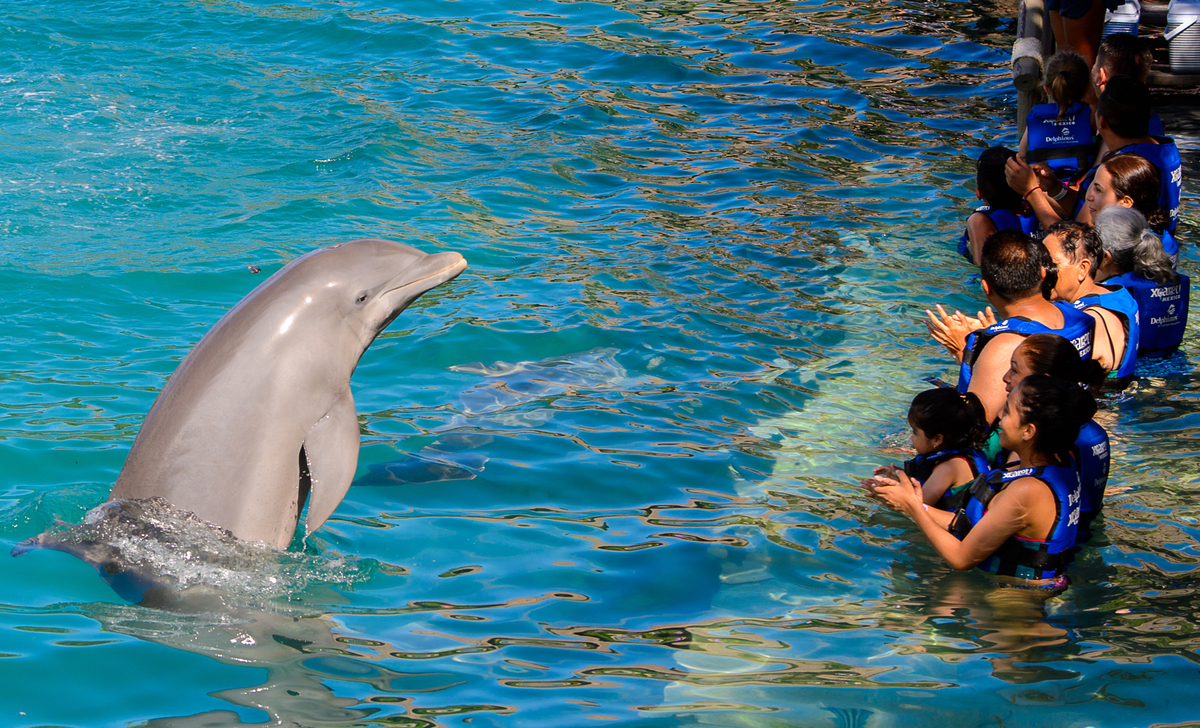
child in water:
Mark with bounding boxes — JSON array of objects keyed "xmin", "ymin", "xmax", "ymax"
[
  {"xmin": 1019, "ymin": 50, "xmax": 1096, "ymax": 183},
  {"xmin": 865, "ymin": 388, "xmax": 989, "ymax": 510},
  {"xmin": 960, "ymin": 146, "xmax": 1036, "ymax": 265}
]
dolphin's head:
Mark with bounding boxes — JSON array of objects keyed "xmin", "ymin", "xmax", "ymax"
[{"xmin": 282, "ymin": 238, "xmax": 467, "ymax": 346}]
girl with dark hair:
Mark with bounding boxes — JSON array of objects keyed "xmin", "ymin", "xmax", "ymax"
[
  {"xmin": 1020, "ymin": 51, "xmax": 1096, "ymax": 183},
  {"xmin": 1094, "ymin": 205, "xmax": 1190, "ymax": 357},
  {"xmin": 1002, "ymin": 334, "xmax": 1110, "ymax": 525},
  {"xmin": 864, "ymin": 389, "xmax": 989, "ymax": 509},
  {"xmin": 1004, "ymin": 333, "xmax": 1106, "ymax": 391},
  {"xmin": 872, "ymin": 375, "xmax": 1096, "ymax": 589}
]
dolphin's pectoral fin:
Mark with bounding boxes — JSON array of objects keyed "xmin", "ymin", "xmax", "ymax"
[{"xmin": 301, "ymin": 393, "xmax": 360, "ymax": 537}]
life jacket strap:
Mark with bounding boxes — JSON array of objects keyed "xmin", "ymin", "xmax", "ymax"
[
  {"xmin": 949, "ymin": 471, "xmax": 999, "ymax": 538},
  {"xmin": 987, "ymin": 538, "xmax": 1073, "ymax": 578}
]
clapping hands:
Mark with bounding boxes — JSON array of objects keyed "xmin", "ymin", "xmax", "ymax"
[{"xmin": 925, "ymin": 304, "xmax": 995, "ymax": 363}]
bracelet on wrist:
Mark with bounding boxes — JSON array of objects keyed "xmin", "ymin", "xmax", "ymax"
[
  {"xmin": 1023, "ymin": 186, "xmax": 1042, "ymax": 201},
  {"xmin": 1050, "ymin": 185, "xmax": 1068, "ymax": 201}
]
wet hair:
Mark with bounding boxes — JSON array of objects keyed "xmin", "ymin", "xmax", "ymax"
[
  {"xmin": 1044, "ymin": 51, "xmax": 1091, "ymax": 117},
  {"xmin": 1096, "ymin": 33, "xmax": 1152, "ymax": 83},
  {"xmin": 976, "ymin": 146, "xmax": 1024, "ymax": 211},
  {"xmin": 1100, "ymin": 154, "xmax": 1169, "ymax": 231},
  {"xmin": 980, "ymin": 229, "xmax": 1049, "ymax": 302},
  {"xmin": 908, "ymin": 388, "xmax": 987, "ymax": 451},
  {"xmin": 1012, "ymin": 374, "xmax": 1097, "ymax": 467},
  {"xmin": 1017, "ymin": 333, "xmax": 1108, "ymax": 388},
  {"xmin": 1093, "ymin": 205, "xmax": 1178, "ymax": 285},
  {"xmin": 1045, "ymin": 219, "xmax": 1103, "ymax": 278},
  {"xmin": 1097, "ymin": 75, "xmax": 1152, "ymax": 138}
]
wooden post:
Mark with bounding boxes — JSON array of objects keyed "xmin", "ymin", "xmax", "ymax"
[{"xmin": 1014, "ymin": 0, "xmax": 1049, "ymax": 140}]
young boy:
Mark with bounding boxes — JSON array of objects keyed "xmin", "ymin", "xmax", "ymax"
[{"xmin": 960, "ymin": 146, "xmax": 1037, "ymax": 265}]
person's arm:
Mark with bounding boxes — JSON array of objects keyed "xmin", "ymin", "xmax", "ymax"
[
  {"xmin": 967, "ymin": 332, "xmax": 1022, "ymax": 423},
  {"xmin": 1005, "ymin": 157, "xmax": 1076, "ymax": 228},
  {"xmin": 1018, "ymin": 127, "xmax": 1030, "ymax": 160},
  {"xmin": 920, "ymin": 457, "xmax": 974, "ymax": 505},
  {"xmin": 874, "ymin": 471, "xmax": 1044, "ymax": 571},
  {"xmin": 965, "ymin": 212, "xmax": 997, "ymax": 266},
  {"xmin": 871, "ymin": 470, "xmax": 956, "ymax": 531}
]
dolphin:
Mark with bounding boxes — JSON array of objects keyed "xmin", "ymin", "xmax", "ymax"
[{"xmin": 107, "ymin": 238, "xmax": 467, "ymax": 549}]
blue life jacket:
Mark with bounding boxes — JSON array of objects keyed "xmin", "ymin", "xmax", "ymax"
[
  {"xmin": 1025, "ymin": 101, "xmax": 1097, "ymax": 181},
  {"xmin": 958, "ymin": 206, "xmax": 1039, "ymax": 261},
  {"xmin": 1150, "ymin": 110, "xmax": 1165, "ymax": 139},
  {"xmin": 951, "ymin": 461, "xmax": 1082, "ymax": 580},
  {"xmin": 1161, "ymin": 228, "xmax": 1179, "ymax": 260},
  {"xmin": 904, "ymin": 447, "xmax": 992, "ymax": 511},
  {"xmin": 1074, "ymin": 285, "xmax": 1140, "ymax": 382},
  {"xmin": 957, "ymin": 305, "xmax": 1096, "ymax": 392},
  {"xmin": 986, "ymin": 420, "xmax": 1109, "ymax": 520},
  {"xmin": 1076, "ymin": 419, "xmax": 1110, "ymax": 520},
  {"xmin": 1106, "ymin": 271, "xmax": 1190, "ymax": 357}
]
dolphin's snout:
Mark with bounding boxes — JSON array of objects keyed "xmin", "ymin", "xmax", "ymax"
[{"xmin": 392, "ymin": 251, "xmax": 467, "ymax": 294}]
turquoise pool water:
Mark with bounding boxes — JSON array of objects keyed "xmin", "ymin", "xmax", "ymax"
[{"xmin": 3, "ymin": 0, "xmax": 1199, "ymax": 725}]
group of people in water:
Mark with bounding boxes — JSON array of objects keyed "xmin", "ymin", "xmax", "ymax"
[{"xmin": 862, "ymin": 32, "xmax": 1191, "ymax": 592}]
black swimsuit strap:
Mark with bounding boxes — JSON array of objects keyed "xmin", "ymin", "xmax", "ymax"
[
  {"xmin": 1086, "ymin": 304, "xmax": 1131, "ymax": 371},
  {"xmin": 1088, "ymin": 305, "xmax": 1117, "ymax": 364}
]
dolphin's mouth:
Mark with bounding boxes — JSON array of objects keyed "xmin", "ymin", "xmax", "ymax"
[{"xmin": 383, "ymin": 252, "xmax": 468, "ymax": 298}]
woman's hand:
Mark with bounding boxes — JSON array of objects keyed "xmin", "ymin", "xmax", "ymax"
[
  {"xmin": 1031, "ymin": 162, "xmax": 1063, "ymax": 198},
  {"xmin": 1004, "ymin": 155, "xmax": 1040, "ymax": 197},
  {"xmin": 861, "ymin": 464, "xmax": 900, "ymax": 497},
  {"xmin": 871, "ymin": 469, "xmax": 925, "ymax": 519}
]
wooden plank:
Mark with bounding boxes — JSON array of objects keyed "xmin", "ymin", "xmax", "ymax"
[
  {"xmin": 1142, "ymin": 2, "xmax": 1168, "ymax": 25},
  {"xmin": 1014, "ymin": 0, "xmax": 1047, "ymax": 138},
  {"xmin": 1148, "ymin": 69, "xmax": 1200, "ymax": 86}
]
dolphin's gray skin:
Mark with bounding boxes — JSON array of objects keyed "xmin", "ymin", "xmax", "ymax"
[{"xmin": 108, "ymin": 238, "xmax": 467, "ymax": 549}]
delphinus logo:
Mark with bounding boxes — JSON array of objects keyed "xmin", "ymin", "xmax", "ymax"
[{"xmin": 1046, "ymin": 130, "xmax": 1081, "ymax": 144}]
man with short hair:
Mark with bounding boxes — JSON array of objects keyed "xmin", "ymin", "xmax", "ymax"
[{"xmin": 927, "ymin": 230, "xmax": 1095, "ymax": 422}]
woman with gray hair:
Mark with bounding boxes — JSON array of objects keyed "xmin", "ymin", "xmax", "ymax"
[{"xmin": 1093, "ymin": 205, "xmax": 1190, "ymax": 358}]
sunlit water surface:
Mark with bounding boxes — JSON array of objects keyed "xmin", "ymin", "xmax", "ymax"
[{"xmin": 2, "ymin": 0, "xmax": 1199, "ymax": 725}]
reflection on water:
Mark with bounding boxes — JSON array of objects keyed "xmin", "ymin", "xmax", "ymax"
[{"xmin": 2, "ymin": 0, "xmax": 1200, "ymax": 725}]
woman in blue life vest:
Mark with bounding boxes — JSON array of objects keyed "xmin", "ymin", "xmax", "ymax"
[
  {"xmin": 871, "ymin": 375, "xmax": 1095, "ymax": 590},
  {"xmin": 1093, "ymin": 205, "xmax": 1190, "ymax": 357},
  {"xmin": 1000, "ymin": 334, "xmax": 1110, "ymax": 530},
  {"xmin": 862, "ymin": 388, "xmax": 990, "ymax": 511},
  {"xmin": 1040, "ymin": 221, "xmax": 1140, "ymax": 389},
  {"xmin": 1020, "ymin": 51, "xmax": 1096, "ymax": 183},
  {"xmin": 1079, "ymin": 154, "xmax": 1177, "ymax": 259}
]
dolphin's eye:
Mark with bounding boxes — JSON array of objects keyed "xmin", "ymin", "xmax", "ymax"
[{"xmin": 355, "ymin": 293, "xmax": 369, "ymax": 304}]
